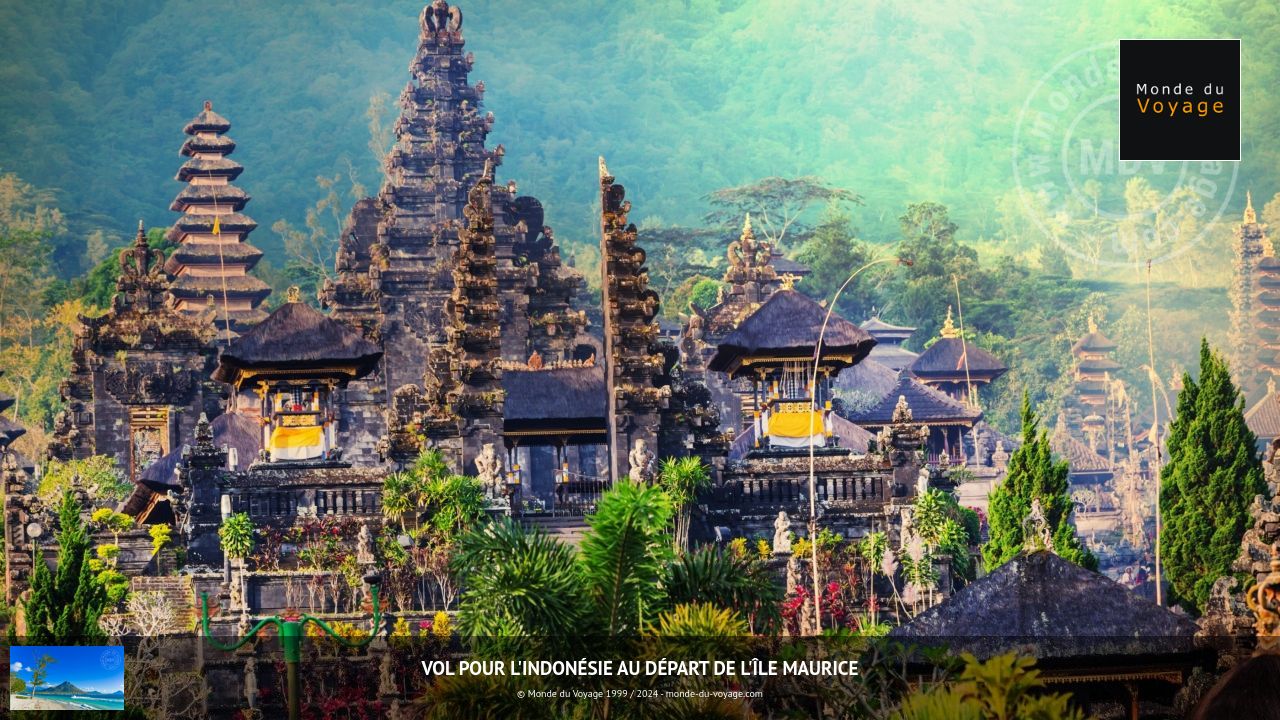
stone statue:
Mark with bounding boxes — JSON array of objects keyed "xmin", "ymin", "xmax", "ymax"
[
  {"xmin": 379, "ymin": 650, "xmax": 397, "ymax": 696},
  {"xmin": 627, "ymin": 438, "xmax": 654, "ymax": 483},
  {"xmin": 916, "ymin": 467, "xmax": 930, "ymax": 496},
  {"xmin": 992, "ymin": 440, "xmax": 1010, "ymax": 470},
  {"xmin": 773, "ymin": 511, "xmax": 792, "ymax": 555},
  {"xmin": 1022, "ymin": 498, "xmax": 1054, "ymax": 552},
  {"xmin": 474, "ymin": 443, "xmax": 504, "ymax": 493},
  {"xmin": 357, "ymin": 523, "xmax": 376, "ymax": 566},
  {"xmin": 243, "ymin": 657, "xmax": 258, "ymax": 708}
]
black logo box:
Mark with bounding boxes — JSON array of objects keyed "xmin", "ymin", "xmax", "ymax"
[{"xmin": 1119, "ymin": 39, "xmax": 1240, "ymax": 162}]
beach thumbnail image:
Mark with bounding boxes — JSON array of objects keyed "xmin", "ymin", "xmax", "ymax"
[{"xmin": 8, "ymin": 645, "xmax": 125, "ymax": 712}]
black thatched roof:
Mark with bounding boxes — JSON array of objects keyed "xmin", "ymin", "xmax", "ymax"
[
  {"xmin": 169, "ymin": 184, "xmax": 250, "ymax": 212},
  {"xmin": 169, "ymin": 273, "xmax": 272, "ymax": 301},
  {"xmin": 833, "ymin": 357, "xmax": 899, "ymax": 403},
  {"xmin": 889, "ymin": 551, "xmax": 1197, "ymax": 659},
  {"xmin": 1077, "ymin": 357, "xmax": 1121, "ymax": 373},
  {"xmin": 708, "ymin": 290, "xmax": 875, "ymax": 375},
  {"xmin": 1247, "ymin": 389, "xmax": 1280, "ymax": 441},
  {"xmin": 164, "ymin": 242, "xmax": 264, "ymax": 274},
  {"xmin": 1260, "ymin": 256, "xmax": 1280, "ymax": 271},
  {"xmin": 0, "ymin": 391, "xmax": 13, "ymax": 414},
  {"xmin": 0, "ymin": 414, "xmax": 26, "ymax": 445},
  {"xmin": 770, "ymin": 252, "xmax": 811, "ymax": 276},
  {"xmin": 136, "ymin": 412, "xmax": 260, "ymax": 492},
  {"xmin": 910, "ymin": 337, "xmax": 1007, "ymax": 380},
  {"xmin": 180, "ymin": 134, "xmax": 236, "ymax": 157},
  {"xmin": 167, "ymin": 212, "xmax": 258, "ymax": 241},
  {"xmin": 1072, "ymin": 330, "xmax": 1118, "ymax": 353},
  {"xmin": 860, "ymin": 315, "xmax": 916, "ymax": 339},
  {"xmin": 183, "ymin": 104, "xmax": 232, "ymax": 134},
  {"xmin": 212, "ymin": 301, "xmax": 382, "ymax": 384},
  {"xmin": 503, "ymin": 366, "xmax": 606, "ymax": 427},
  {"xmin": 854, "ymin": 374, "xmax": 980, "ymax": 426},
  {"xmin": 866, "ymin": 344, "xmax": 918, "ymax": 372},
  {"xmin": 176, "ymin": 156, "xmax": 244, "ymax": 182}
]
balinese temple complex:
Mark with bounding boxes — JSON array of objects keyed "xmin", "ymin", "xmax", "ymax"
[
  {"xmin": 11, "ymin": 6, "xmax": 1280, "ymax": 717},
  {"xmin": 6, "ymin": 0, "xmax": 1074, "ymax": 632},
  {"xmin": 166, "ymin": 102, "xmax": 271, "ymax": 337}
]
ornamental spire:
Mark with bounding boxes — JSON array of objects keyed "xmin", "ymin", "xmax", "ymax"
[
  {"xmin": 940, "ymin": 305, "xmax": 960, "ymax": 339},
  {"xmin": 1246, "ymin": 190, "xmax": 1257, "ymax": 224}
]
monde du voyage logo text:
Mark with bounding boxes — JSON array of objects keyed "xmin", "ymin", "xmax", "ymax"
[{"xmin": 1119, "ymin": 39, "xmax": 1240, "ymax": 162}]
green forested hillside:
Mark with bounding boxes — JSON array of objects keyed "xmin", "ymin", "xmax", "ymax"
[
  {"xmin": 2, "ymin": 0, "xmax": 1277, "ymax": 447},
  {"xmin": 2, "ymin": 0, "xmax": 1278, "ymax": 272}
]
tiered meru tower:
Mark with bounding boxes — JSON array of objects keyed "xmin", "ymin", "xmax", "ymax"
[
  {"xmin": 167, "ymin": 101, "xmax": 270, "ymax": 338},
  {"xmin": 321, "ymin": 2, "xmax": 589, "ymax": 469},
  {"xmin": 1231, "ymin": 192, "xmax": 1280, "ymax": 398}
]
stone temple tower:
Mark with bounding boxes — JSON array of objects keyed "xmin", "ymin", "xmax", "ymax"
[{"xmin": 321, "ymin": 1, "xmax": 590, "ymax": 470}]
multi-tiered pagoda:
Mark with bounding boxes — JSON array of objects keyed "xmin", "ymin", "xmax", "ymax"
[
  {"xmin": 1231, "ymin": 191, "xmax": 1280, "ymax": 398},
  {"xmin": 166, "ymin": 102, "xmax": 270, "ymax": 338}
]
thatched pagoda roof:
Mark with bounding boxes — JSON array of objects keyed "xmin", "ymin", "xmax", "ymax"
[
  {"xmin": 889, "ymin": 551, "xmax": 1197, "ymax": 659},
  {"xmin": 1051, "ymin": 417, "xmax": 1112, "ymax": 475},
  {"xmin": 167, "ymin": 212, "xmax": 258, "ymax": 241},
  {"xmin": 212, "ymin": 301, "xmax": 382, "ymax": 384},
  {"xmin": 169, "ymin": 184, "xmax": 250, "ymax": 212},
  {"xmin": 176, "ymin": 156, "xmax": 244, "ymax": 182},
  {"xmin": 180, "ymin": 134, "xmax": 236, "ymax": 157},
  {"xmin": 910, "ymin": 336, "xmax": 1007, "ymax": 381},
  {"xmin": 164, "ymin": 242, "xmax": 264, "ymax": 274},
  {"xmin": 708, "ymin": 290, "xmax": 875, "ymax": 375},
  {"xmin": 169, "ymin": 273, "xmax": 272, "ymax": 302},
  {"xmin": 853, "ymin": 374, "xmax": 980, "ymax": 427},
  {"xmin": 0, "ymin": 414, "xmax": 25, "ymax": 445},
  {"xmin": 182, "ymin": 103, "xmax": 232, "ymax": 134}
]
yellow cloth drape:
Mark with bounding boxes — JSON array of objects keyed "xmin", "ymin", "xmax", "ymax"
[
  {"xmin": 766, "ymin": 410, "xmax": 826, "ymax": 439},
  {"xmin": 269, "ymin": 425, "xmax": 323, "ymax": 460}
]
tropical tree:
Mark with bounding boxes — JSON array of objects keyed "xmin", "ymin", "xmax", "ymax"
[
  {"xmin": 579, "ymin": 481, "xmax": 674, "ymax": 637},
  {"xmin": 381, "ymin": 471, "xmax": 415, "ymax": 532},
  {"xmin": 664, "ymin": 546, "xmax": 782, "ymax": 633},
  {"xmin": 982, "ymin": 393, "xmax": 1096, "ymax": 572},
  {"xmin": 451, "ymin": 518, "xmax": 589, "ymax": 657},
  {"xmin": 657, "ymin": 456, "xmax": 711, "ymax": 553},
  {"xmin": 23, "ymin": 492, "xmax": 106, "ymax": 643},
  {"xmin": 891, "ymin": 652, "xmax": 1085, "ymax": 720},
  {"xmin": 90, "ymin": 507, "xmax": 133, "ymax": 545},
  {"xmin": 1162, "ymin": 340, "xmax": 1264, "ymax": 613},
  {"xmin": 218, "ymin": 512, "xmax": 255, "ymax": 561},
  {"xmin": 29, "ymin": 654, "xmax": 55, "ymax": 699},
  {"xmin": 704, "ymin": 176, "xmax": 861, "ymax": 248}
]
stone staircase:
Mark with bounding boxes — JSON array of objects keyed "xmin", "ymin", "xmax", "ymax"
[
  {"xmin": 128, "ymin": 575, "xmax": 198, "ymax": 633},
  {"xmin": 520, "ymin": 515, "xmax": 590, "ymax": 546}
]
